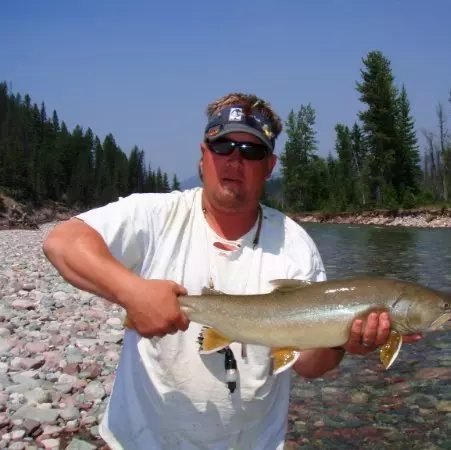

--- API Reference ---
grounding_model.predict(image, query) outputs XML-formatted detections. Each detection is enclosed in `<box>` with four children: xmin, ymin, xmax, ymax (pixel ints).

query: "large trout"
<box><xmin>124</xmin><ymin>277</ymin><xmax>451</xmax><ymax>374</ymax></box>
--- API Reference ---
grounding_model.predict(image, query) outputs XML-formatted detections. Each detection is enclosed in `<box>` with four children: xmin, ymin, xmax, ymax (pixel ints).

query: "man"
<box><xmin>43</xmin><ymin>93</ymin><xmax>418</xmax><ymax>449</ymax></box>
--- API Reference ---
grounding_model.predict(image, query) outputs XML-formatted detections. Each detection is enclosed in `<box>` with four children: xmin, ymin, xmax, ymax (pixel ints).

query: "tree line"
<box><xmin>276</xmin><ymin>50</ymin><xmax>451</xmax><ymax>213</ymax></box>
<box><xmin>0</xmin><ymin>82</ymin><xmax>180</xmax><ymax>208</ymax></box>
<box><xmin>1</xmin><ymin>50</ymin><xmax>450</xmax><ymax>214</ymax></box>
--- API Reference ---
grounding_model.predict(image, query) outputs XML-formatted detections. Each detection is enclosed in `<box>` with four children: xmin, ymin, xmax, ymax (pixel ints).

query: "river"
<box><xmin>286</xmin><ymin>223</ymin><xmax>451</xmax><ymax>449</ymax></box>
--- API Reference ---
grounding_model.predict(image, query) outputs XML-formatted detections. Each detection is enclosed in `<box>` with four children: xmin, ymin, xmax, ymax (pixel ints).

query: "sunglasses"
<box><xmin>207</xmin><ymin>138</ymin><xmax>270</xmax><ymax>161</ymax></box>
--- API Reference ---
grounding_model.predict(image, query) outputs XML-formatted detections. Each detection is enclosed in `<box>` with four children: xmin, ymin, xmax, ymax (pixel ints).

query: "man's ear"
<box><xmin>198</xmin><ymin>154</ymin><xmax>204</xmax><ymax>182</ymax></box>
<box><xmin>265</xmin><ymin>154</ymin><xmax>277</xmax><ymax>179</ymax></box>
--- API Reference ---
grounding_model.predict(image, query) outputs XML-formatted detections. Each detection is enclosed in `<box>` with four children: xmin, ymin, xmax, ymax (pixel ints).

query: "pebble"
<box><xmin>286</xmin><ymin>330</ymin><xmax>451</xmax><ymax>448</ymax></box>
<box><xmin>0</xmin><ymin>224</ymin><xmax>124</xmax><ymax>447</ymax></box>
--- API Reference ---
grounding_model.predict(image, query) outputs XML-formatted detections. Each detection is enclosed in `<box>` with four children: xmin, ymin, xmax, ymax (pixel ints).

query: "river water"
<box><xmin>286</xmin><ymin>223</ymin><xmax>451</xmax><ymax>450</ymax></box>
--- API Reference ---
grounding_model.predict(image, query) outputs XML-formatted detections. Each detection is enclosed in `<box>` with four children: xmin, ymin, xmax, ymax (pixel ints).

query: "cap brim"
<box><xmin>206</xmin><ymin>123</ymin><xmax>274</xmax><ymax>154</ymax></box>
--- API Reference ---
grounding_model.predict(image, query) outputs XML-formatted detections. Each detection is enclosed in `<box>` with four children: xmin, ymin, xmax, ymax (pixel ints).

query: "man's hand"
<box><xmin>343</xmin><ymin>312</ymin><xmax>422</xmax><ymax>355</ymax></box>
<box><xmin>120</xmin><ymin>279</ymin><xmax>190</xmax><ymax>339</ymax></box>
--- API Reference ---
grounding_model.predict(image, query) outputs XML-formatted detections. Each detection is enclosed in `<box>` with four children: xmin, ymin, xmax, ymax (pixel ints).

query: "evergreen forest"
<box><xmin>1</xmin><ymin>50</ymin><xmax>450</xmax><ymax>215</ymax></box>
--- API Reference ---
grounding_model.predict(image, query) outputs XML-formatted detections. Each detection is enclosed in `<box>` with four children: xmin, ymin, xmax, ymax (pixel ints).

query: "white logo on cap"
<box><xmin>229</xmin><ymin>108</ymin><xmax>243</xmax><ymax>121</ymax></box>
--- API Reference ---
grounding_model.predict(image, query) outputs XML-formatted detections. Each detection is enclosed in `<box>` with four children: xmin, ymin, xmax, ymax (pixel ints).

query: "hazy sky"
<box><xmin>2</xmin><ymin>0</ymin><xmax>450</xmax><ymax>182</ymax></box>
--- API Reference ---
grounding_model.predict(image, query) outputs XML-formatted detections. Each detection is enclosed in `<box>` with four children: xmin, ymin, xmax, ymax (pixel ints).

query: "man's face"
<box><xmin>200</xmin><ymin>132</ymin><xmax>277</xmax><ymax>211</ymax></box>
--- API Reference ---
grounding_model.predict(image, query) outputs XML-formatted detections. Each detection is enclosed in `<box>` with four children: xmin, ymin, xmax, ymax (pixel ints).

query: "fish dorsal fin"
<box><xmin>201</xmin><ymin>287</ymin><xmax>226</xmax><ymax>296</ymax></box>
<box><xmin>269</xmin><ymin>279</ymin><xmax>311</xmax><ymax>293</ymax></box>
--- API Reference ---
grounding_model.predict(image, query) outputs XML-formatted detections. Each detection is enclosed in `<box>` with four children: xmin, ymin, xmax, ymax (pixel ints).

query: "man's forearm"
<box><xmin>42</xmin><ymin>219</ymin><xmax>138</xmax><ymax>307</ymax></box>
<box><xmin>293</xmin><ymin>347</ymin><xmax>345</xmax><ymax>378</ymax></box>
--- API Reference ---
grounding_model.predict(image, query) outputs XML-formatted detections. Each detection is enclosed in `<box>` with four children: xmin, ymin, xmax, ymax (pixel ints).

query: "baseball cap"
<box><xmin>204</xmin><ymin>105</ymin><xmax>277</xmax><ymax>154</ymax></box>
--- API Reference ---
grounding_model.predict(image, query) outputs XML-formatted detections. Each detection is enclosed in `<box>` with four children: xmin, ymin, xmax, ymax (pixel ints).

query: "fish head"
<box><xmin>396</xmin><ymin>282</ymin><xmax>451</xmax><ymax>333</ymax></box>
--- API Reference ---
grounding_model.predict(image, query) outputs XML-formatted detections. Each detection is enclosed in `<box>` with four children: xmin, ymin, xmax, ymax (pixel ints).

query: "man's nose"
<box><xmin>227</xmin><ymin>148</ymin><xmax>243</xmax><ymax>161</ymax></box>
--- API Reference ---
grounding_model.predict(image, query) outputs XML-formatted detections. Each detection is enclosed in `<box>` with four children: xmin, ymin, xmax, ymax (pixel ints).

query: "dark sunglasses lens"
<box><xmin>209</xmin><ymin>141</ymin><xmax>234</xmax><ymax>156</ymax></box>
<box><xmin>209</xmin><ymin>141</ymin><xmax>268</xmax><ymax>160</ymax></box>
<box><xmin>239</xmin><ymin>143</ymin><xmax>268</xmax><ymax>160</ymax></box>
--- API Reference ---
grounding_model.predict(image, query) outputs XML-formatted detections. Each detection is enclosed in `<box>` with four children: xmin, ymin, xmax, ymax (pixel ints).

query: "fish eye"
<box><xmin>444</xmin><ymin>303</ymin><xmax>450</xmax><ymax>310</ymax></box>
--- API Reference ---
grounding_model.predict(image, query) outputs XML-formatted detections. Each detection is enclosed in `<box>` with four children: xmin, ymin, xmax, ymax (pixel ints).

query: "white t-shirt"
<box><xmin>76</xmin><ymin>187</ymin><xmax>326</xmax><ymax>450</ymax></box>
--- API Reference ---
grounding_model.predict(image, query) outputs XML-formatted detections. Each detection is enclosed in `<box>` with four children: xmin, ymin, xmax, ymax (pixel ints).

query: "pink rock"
<box><xmin>62</xmin><ymin>363</ymin><xmax>80</xmax><ymax>375</ymax></box>
<box><xmin>73</xmin><ymin>379</ymin><xmax>87</xmax><ymax>390</ymax></box>
<box><xmin>18</xmin><ymin>357</ymin><xmax>44</xmax><ymax>370</ymax></box>
<box><xmin>40</xmin><ymin>424</ymin><xmax>62</xmax><ymax>437</ymax></box>
<box><xmin>59</xmin><ymin>395</ymin><xmax>76</xmax><ymax>408</ymax></box>
<box><xmin>25</xmin><ymin>342</ymin><xmax>49</xmax><ymax>354</ymax></box>
<box><xmin>11</xmin><ymin>299</ymin><xmax>35</xmax><ymax>310</ymax></box>
<box><xmin>85</xmin><ymin>309</ymin><xmax>106</xmax><ymax>320</ymax></box>
<box><xmin>78</xmin><ymin>403</ymin><xmax>92</xmax><ymax>410</ymax></box>
<box><xmin>0</xmin><ymin>413</ymin><xmax>9</xmax><ymax>429</ymax></box>
<box><xmin>80</xmin><ymin>363</ymin><xmax>102</xmax><ymax>379</ymax></box>
<box><xmin>10</xmin><ymin>341</ymin><xmax>25</xmax><ymax>356</ymax></box>
<box><xmin>40</xmin><ymin>438</ymin><xmax>60</xmax><ymax>449</ymax></box>
<box><xmin>42</xmin><ymin>351</ymin><xmax>62</xmax><ymax>370</ymax></box>
<box><xmin>104</xmin><ymin>350</ymin><xmax>119</xmax><ymax>363</ymax></box>
<box><xmin>104</xmin><ymin>374</ymin><xmax>115</xmax><ymax>395</ymax></box>
<box><xmin>75</xmin><ymin>321</ymin><xmax>91</xmax><ymax>332</ymax></box>
<box><xmin>49</xmin><ymin>335</ymin><xmax>69</xmax><ymax>346</ymax></box>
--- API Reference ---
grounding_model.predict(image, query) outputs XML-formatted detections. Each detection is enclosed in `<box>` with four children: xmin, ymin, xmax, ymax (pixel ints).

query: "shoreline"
<box><xmin>2</xmin><ymin>192</ymin><xmax>451</xmax><ymax>230</ymax></box>
<box><xmin>291</xmin><ymin>208</ymin><xmax>451</xmax><ymax>229</ymax></box>
<box><xmin>0</xmin><ymin>195</ymin><xmax>83</xmax><ymax>231</ymax></box>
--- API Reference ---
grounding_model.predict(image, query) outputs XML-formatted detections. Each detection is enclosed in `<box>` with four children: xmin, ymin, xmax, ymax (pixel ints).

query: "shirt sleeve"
<box><xmin>74</xmin><ymin>194</ymin><xmax>152</xmax><ymax>274</ymax></box>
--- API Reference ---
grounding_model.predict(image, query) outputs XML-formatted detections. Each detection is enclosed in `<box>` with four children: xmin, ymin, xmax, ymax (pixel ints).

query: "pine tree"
<box><xmin>162</xmin><ymin>173</ymin><xmax>170</xmax><ymax>193</ymax></box>
<box><xmin>356</xmin><ymin>50</ymin><xmax>400</xmax><ymax>205</ymax></box>
<box><xmin>155</xmin><ymin>168</ymin><xmax>164</xmax><ymax>192</ymax></box>
<box><xmin>279</xmin><ymin>104</ymin><xmax>318</xmax><ymax>211</ymax></box>
<box><xmin>128</xmin><ymin>146</ymin><xmax>146</xmax><ymax>194</ymax></box>
<box><xmin>171</xmin><ymin>174</ymin><xmax>181</xmax><ymax>191</ymax></box>
<box><xmin>334</xmin><ymin>124</ymin><xmax>356</xmax><ymax>208</ymax></box>
<box><xmin>395</xmin><ymin>85</ymin><xmax>421</xmax><ymax>204</ymax></box>
<box><xmin>350</xmin><ymin>123</ymin><xmax>368</xmax><ymax>205</ymax></box>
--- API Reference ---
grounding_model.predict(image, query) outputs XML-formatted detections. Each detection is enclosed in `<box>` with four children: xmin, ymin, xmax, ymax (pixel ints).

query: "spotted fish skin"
<box><xmin>124</xmin><ymin>277</ymin><xmax>451</xmax><ymax>371</ymax></box>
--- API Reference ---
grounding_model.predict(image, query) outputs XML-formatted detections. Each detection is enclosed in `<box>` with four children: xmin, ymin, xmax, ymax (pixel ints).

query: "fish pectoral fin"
<box><xmin>379</xmin><ymin>330</ymin><xmax>403</xmax><ymax>369</ymax></box>
<box><xmin>270</xmin><ymin>347</ymin><xmax>301</xmax><ymax>375</ymax></box>
<box><xmin>197</xmin><ymin>326</ymin><xmax>233</xmax><ymax>354</ymax></box>
<box><xmin>268</xmin><ymin>279</ymin><xmax>311</xmax><ymax>293</ymax></box>
<box><xmin>201</xmin><ymin>287</ymin><xmax>226</xmax><ymax>296</ymax></box>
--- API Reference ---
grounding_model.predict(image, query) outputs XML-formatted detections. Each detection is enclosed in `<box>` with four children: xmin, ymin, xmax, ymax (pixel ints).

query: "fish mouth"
<box><xmin>430</xmin><ymin>313</ymin><xmax>451</xmax><ymax>330</ymax></box>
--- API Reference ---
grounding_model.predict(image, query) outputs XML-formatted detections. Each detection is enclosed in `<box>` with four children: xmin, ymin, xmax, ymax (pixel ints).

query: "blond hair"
<box><xmin>205</xmin><ymin>92</ymin><xmax>283</xmax><ymax>137</ymax></box>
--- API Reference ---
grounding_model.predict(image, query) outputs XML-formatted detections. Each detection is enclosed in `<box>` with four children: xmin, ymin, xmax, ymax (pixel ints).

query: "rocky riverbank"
<box><xmin>293</xmin><ymin>207</ymin><xmax>451</xmax><ymax>228</ymax></box>
<box><xmin>0</xmin><ymin>195</ymin><xmax>82</xmax><ymax>231</ymax></box>
<box><xmin>0</xmin><ymin>224</ymin><xmax>117</xmax><ymax>449</ymax></box>
<box><xmin>1</xmin><ymin>224</ymin><xmax>451</xmax><ymax>449</ymax></box>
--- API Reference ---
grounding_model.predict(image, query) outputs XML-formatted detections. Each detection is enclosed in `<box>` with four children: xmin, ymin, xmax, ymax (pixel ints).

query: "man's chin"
<box><xmin>214</xmin><ymin>186</ymin><xmax>246</xmax><ymax>207</ymax></box>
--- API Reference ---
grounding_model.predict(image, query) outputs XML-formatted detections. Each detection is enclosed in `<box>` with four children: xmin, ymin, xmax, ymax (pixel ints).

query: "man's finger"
<box><xmin>361</xmin><ymin>312</ymin><xmax>378</xmax><ymax>346</ymax></box>
<box><xmin>348</xmin><ymin>319</ymin><xmax>364</xmax><ymax>344</ymax></box>
<box><xmin>173</xmin><ymin>282</ymin><xmax>188</xmax><ymax>296</ymax></box>
<box><xmin>172</xmin><ymin>313</ymin><xmax>190</xmax><ymax>332</ymax></box>
<box><xmin>403</xmin><ymin>333</ymin><xmax>423</xmax><ymax>343</ymax></box>
<box><xmin>374</xmin><ymin>312</ymin><xmax>391</xmax><ymax>346</ymax></box>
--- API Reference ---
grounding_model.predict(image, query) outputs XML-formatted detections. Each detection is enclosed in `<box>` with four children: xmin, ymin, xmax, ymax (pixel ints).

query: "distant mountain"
<box><xmin>180</xmin><ymin>174</ymin><xmax>202</xmax><ymax>190</ymax></box>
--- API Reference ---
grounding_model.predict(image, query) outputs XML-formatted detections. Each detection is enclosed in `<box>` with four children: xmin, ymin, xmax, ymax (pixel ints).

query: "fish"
<box><xmin>123</xmin><ymin>277</ymin><xmax>451</xmax><ymax>375</ymax></box>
